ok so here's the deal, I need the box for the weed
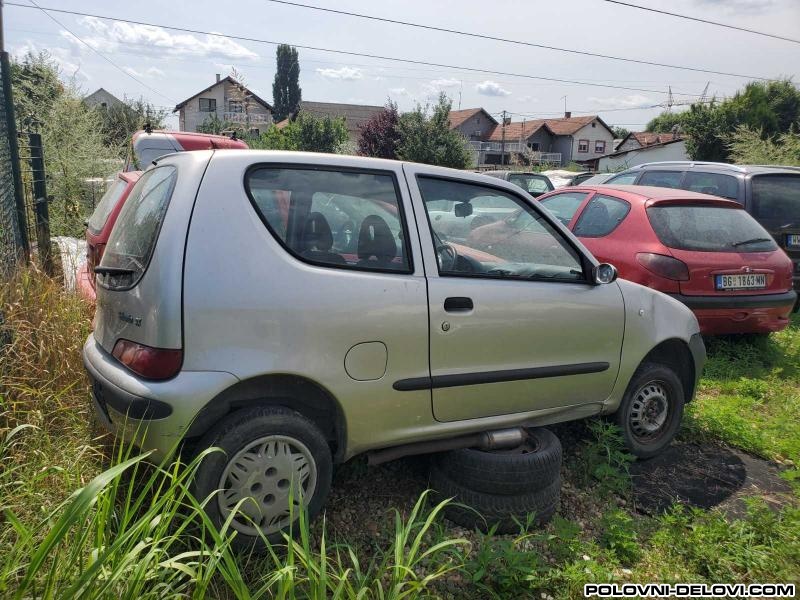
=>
[580,421,634,497]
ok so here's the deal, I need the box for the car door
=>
[403,165,625,422]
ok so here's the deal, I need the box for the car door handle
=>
[444,297,473,312]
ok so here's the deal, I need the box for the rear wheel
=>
[193,406,332,552]
[615,362,684,459]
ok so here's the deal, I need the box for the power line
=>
[600,0,800,45]
[262,0,773,81]
[6,2,707,98]
[24,0,177,103]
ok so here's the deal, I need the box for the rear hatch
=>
[646,200,792,297]
[750,173,800,278]
[94,151,213,378]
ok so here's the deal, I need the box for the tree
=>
[610,126,630,139]
[10,50,64,131]
[95,96,168,152]
[272,45,301,122]
[396,93,472,169]
[225,67,259,138]
[357,101,400,159]
[728,126,800,166]
[645,111,686,134]
[251,112,348,153]
[197,113,234,135]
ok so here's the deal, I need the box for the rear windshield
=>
[751,174,800,224]
[507,174,553,196]
[99,166,178,288]
[87,178,127,234]
[647,204,777,252]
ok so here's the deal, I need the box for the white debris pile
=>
[52,236,86,292]
[541,170,579,188]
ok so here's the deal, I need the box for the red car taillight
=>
[112,339,183,380]
[637,252,690,281]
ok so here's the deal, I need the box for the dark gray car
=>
[606,162,800,293]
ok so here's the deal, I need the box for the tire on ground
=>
[193,405,333,552]
[614,361,685,460]
[432,427,562,495]
[429,465,559,534]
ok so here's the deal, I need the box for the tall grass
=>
[0,267,467,598]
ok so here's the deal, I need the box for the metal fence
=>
[0,51,52,275]
[0,50,28,273]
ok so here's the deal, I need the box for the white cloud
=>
[316,66,363,80]
[476,80,511,97]
[587,94,654,108]
[389,87,410,96]
[517,95,538,103]
[693,0,774,13]
[12,41,87,80]
[71,16,258,61]
[124,66,165,79]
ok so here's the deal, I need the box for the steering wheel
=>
[436,242,458,272]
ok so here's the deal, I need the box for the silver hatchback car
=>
[83,150,705,546]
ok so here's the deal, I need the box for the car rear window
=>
[99,166,178,289]
[87,178,127,234]
[647,204,777,252]
[246,167,411,273]
[638,171,683,188]
[751,174,800,222]
[507,174,553,196]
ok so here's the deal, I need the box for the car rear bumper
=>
[669,291,796,335]
[82,335,238,462]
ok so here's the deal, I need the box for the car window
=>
[751,174,800,223]
[100,166,178,289]
[539,192,590,226]
[246,167,411,273]
[683,172,739,200]
[417,176,584,282]
[573,194,631,237]
[87,178,128,234]
[638,170,683,188]
[507,174,553,196]
[647,204,777,252]
[606,172,637,185]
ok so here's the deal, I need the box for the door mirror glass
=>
[593,263,618,284]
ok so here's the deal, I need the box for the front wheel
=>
[193,406,333,552]
[615,362,685,459]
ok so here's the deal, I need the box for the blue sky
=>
[7,0,800,131]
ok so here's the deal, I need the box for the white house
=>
[174,74,273,135]
[593,139,689,172]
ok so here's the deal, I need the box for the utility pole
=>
[500,110,507,166]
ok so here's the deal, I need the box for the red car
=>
[494,185,794,335]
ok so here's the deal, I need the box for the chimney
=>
[215,73,221,83]
[564,111,571,119]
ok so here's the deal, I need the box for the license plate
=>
[787,234,800,249]
[715,273,766,290]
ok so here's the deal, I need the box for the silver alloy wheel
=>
[628,381,670,441]
[218,435,317,537]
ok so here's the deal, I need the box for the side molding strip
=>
[393,362,610,392]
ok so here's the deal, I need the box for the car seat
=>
[357,215,397,268]
[301,212,346,264]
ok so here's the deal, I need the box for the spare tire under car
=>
[429,427,562,533]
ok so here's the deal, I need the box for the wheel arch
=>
[638,337,697,402]
[185,373,348,462]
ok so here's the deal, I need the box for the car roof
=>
[621,161,800,175]
[562,184,743,207]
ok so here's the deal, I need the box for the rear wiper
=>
[732,237,772,247]
[94,266,135,276]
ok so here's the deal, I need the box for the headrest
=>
[302,212,334,252]
[357,215,396,262]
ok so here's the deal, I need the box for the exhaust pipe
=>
[367,427,525,466]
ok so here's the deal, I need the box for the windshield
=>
[507,174,553,196]
[647,204,777,252]
[87,178,128,234]
[100,166,178,288]
[751,174,800,225]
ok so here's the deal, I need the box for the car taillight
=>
[112,339,182,380]
[636,252,690,281]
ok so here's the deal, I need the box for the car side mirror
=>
[593,263,618,285]
[455,202,473,218]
